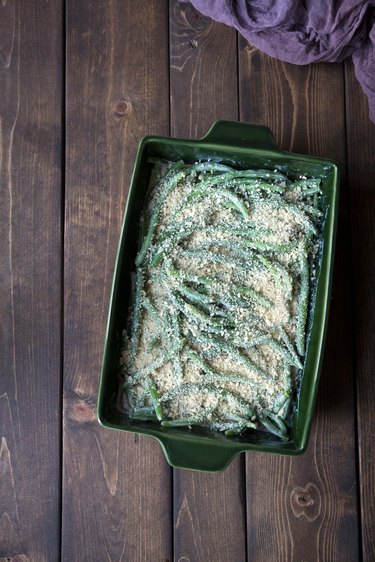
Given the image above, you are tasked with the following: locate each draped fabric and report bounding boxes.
[186,0,375,122]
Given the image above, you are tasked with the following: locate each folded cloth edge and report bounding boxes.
[182,0,375,124]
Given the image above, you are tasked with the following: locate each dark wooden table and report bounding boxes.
[1,2,374,561]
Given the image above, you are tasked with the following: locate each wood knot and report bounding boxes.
[70,400,96,424]
[297,491,313,507]
[112,98,132,117]
[290,483,321,522]
[182,5,210,33]
[244,43,257,56]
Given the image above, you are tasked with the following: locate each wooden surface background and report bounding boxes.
[1,1,374,561]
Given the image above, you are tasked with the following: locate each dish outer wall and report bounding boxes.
[97,120,339,472]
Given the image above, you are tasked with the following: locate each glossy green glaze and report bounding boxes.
[97,121,339,472]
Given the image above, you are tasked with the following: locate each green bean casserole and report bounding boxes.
[120,158,323,440]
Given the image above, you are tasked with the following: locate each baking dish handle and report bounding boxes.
[158,436,240,472]
[201,120,278,152]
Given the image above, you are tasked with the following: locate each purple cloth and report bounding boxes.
[186,0,375,123]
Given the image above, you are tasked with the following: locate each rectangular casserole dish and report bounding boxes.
[97,120,339,472]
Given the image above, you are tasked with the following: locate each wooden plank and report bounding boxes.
[169,4,247,561]
[63,3,172,561]
[0,1,62,561]
[345,60,375,562]
[239,44,359,561]
[170,2,239,139]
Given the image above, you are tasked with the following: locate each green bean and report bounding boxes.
[235,332,271,348]
[294,178,321,190]
[161,226,272,257]
[150,224,197,267]
[164,306,185,352]
[142,296,167,333]
[256,255,292,294]
[194,237,293,256]
[273,392,290,413]
[129,269,144,360]
[142,296,178,351]
[132,413,158,421]
[264,409,288,431]
[212,225,273,238]
[151,221,196,247]
[223,412,257,429]
[130,407,158,421]
[123,380,137,409]
[277,397,292,420]
[174,280,215,307]
[258,415,289,441]
[172,293,232,333]
[162,264,216,305]
[279,328,304,370]
[136,163,186,265]
[121,329,128,349]
[137,214,145,251]
[214,189,250,219]
[181,186,249,220]
[219,292,258,312]
[131,350,174,382]
[147,335,161,352]
[296,246,309,356]
[180,248,257,275]
[234,168,286,181]
[264,337,303,369]
[135,210,165,266]
[232,283,272,308]
[174,268,271,310]
[242,239,294,253]
[164,306,185,384]
[224,428,242,436]
[148,382,164,421]
[263,409,289,435]
[191,161,234,173]
[172,270,256,314]
[161,417,204,428]
[222,169,287,181]
[146,159,185,205]
[123,380,132,391]
[193,333,272,382]
[287,205,318,236]
[160,383,252,416]
[186,348,261,389]
[302,186,322,196]
[230,179,286,193]
[174,284,228,318]
[176,286,229,321]
[298,203,323,218]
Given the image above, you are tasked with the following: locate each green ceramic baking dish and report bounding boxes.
[97,120,339,472]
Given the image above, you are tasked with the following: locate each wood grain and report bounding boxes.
[170,1,239,139]
[239,43,359,561]
[170,3,246,562]
[2,5,372,560]
[345,60,375,562]
[63,2,172,561]
[0,1,62,560]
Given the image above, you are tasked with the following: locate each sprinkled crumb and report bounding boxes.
[120,159,324,439]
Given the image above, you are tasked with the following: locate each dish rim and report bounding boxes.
[97,120,340,472]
